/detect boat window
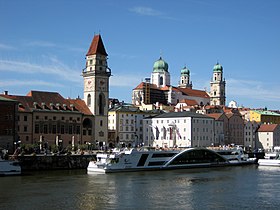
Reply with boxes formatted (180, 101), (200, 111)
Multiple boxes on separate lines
(169, 150), (227, 165)
(137, 154), (149, 166)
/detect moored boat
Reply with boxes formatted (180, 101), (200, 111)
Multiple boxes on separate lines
(0, 149), (21, 176)
(87, 147), (232, 173)
(210, 147), (257, 165)
(258, 153), (280, 166)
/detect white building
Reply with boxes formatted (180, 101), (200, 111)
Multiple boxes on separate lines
(143, 111), (216, 148)
(108, 104), (161, 147)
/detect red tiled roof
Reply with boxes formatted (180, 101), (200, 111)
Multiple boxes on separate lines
(176, 87), (210, 98)
(206, 113), (224, 120)
(0, 91), (92, 115)
(86, 34), (108, 56)
(178, 99), (198, 106)
(258, 124), (278, 132)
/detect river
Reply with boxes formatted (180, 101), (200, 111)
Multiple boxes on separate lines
(1, 165), (280, 210)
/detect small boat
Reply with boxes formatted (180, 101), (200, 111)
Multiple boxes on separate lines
(258, 153), (280, 166)
(87, 147), (232, 173)
(0, 158), (21, 176)
(0, 149), (21, 176)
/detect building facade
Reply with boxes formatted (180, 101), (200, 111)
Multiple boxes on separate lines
(143, 111), (217, 148)
(0, 96), (18, 152)
(1, 91), (95, 151)
(257, 124), (280, 151)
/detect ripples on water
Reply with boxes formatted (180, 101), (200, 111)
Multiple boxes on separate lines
(1, 166), (280, 210)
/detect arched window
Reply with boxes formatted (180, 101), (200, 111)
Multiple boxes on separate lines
(87, 94), (91, 107)
(99, 93), (105, 115)
(160, 76), (163, 85)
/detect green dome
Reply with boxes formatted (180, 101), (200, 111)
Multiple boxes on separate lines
(181, 66), (190, 75)
(213, 62), (223, 72)
(153, 57), (169, 73)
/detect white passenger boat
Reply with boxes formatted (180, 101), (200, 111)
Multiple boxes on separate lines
(87, 147), (231, 173)
(258, 153), (280, 166)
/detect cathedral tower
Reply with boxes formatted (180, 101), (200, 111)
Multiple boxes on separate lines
(178, 65), (192, 88)
(151, 57), (170, 88)
(209, 62), (226, 106)
(82, 34), (111, 143)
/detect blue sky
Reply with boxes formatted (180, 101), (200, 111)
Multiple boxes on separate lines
(1, 0), (280, 109)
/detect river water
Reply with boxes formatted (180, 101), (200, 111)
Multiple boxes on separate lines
(1, 165), (280, 210)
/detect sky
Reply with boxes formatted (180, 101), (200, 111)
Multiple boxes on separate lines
(0, 0), (280, 109)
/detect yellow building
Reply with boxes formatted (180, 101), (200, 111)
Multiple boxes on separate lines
(250, 110), (280, 124)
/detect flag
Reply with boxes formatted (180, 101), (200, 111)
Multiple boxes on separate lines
(163, 126), (166, 139)
(176, 127), (182, 139)
(169, 127), (173, 140)
(155, 126), (160, 140)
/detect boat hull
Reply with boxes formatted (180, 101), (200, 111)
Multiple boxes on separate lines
(258, 159), (280, 166)
(0, 160), (21, 176)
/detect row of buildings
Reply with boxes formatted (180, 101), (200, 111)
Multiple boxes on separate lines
(1, 34), (280, 153)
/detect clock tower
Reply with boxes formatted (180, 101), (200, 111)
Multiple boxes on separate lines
(82, 34), (111, 144)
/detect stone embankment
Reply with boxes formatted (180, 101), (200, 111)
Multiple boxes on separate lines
(16, 154), (96, 171)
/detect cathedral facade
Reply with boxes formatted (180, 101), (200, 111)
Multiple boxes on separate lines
(132, 57), (225, 108)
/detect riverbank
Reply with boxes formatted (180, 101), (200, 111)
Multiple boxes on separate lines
(16, 153), (96, 171)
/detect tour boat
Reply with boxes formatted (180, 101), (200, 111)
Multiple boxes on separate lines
(0, 159), (21, 176)
(258, 153), (280, 166)
(87, 147), (231, 173)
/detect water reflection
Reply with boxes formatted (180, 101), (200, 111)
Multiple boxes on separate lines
(1, 166), (280, 209)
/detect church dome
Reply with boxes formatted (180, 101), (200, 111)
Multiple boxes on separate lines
(153, 57), (169, 73)
(181, 66), (190, 75)
(213, 62), (223, 72)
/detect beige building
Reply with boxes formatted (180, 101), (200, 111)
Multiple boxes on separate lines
(257, 124), (280, 151)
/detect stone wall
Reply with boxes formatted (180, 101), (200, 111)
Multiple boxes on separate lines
(17, 154), (96, 171)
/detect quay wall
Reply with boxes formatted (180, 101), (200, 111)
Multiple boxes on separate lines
(16, 154), (96, 171)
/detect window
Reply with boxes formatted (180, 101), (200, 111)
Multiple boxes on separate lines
(45, 116), (48, 120)
(52, 125), (56, 134)
(53, 116), (56, 120)
(100, 120), (103, 126)
(87, 94), (91, 107)
(43, 125), (48, 134)
(35, 124), (39, 134)
(24, 116), (28, 121)
(24, 126), (27, 132)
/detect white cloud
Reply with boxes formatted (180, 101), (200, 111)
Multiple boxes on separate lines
(0, 43), (15, 50)
(0, 59), (81, 83)
(227, 78), (280, 102)
(129, 6), (162, 16)
(0, 79), (64, 88)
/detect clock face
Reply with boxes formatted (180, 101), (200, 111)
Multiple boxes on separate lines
(99, 79), (106, 91)
(85, 79), (93, 90)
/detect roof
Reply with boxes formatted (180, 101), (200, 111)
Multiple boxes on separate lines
(153, 111), (213, 119)
(206, 113), (224, 120)
(86, 34), (108, 56)
(251, 109), (280, 116)
(175, 87), (210, 98)
(258, 124), (279, 132)
(0, 90), (92, 115)
(178, 99), (198, 106)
